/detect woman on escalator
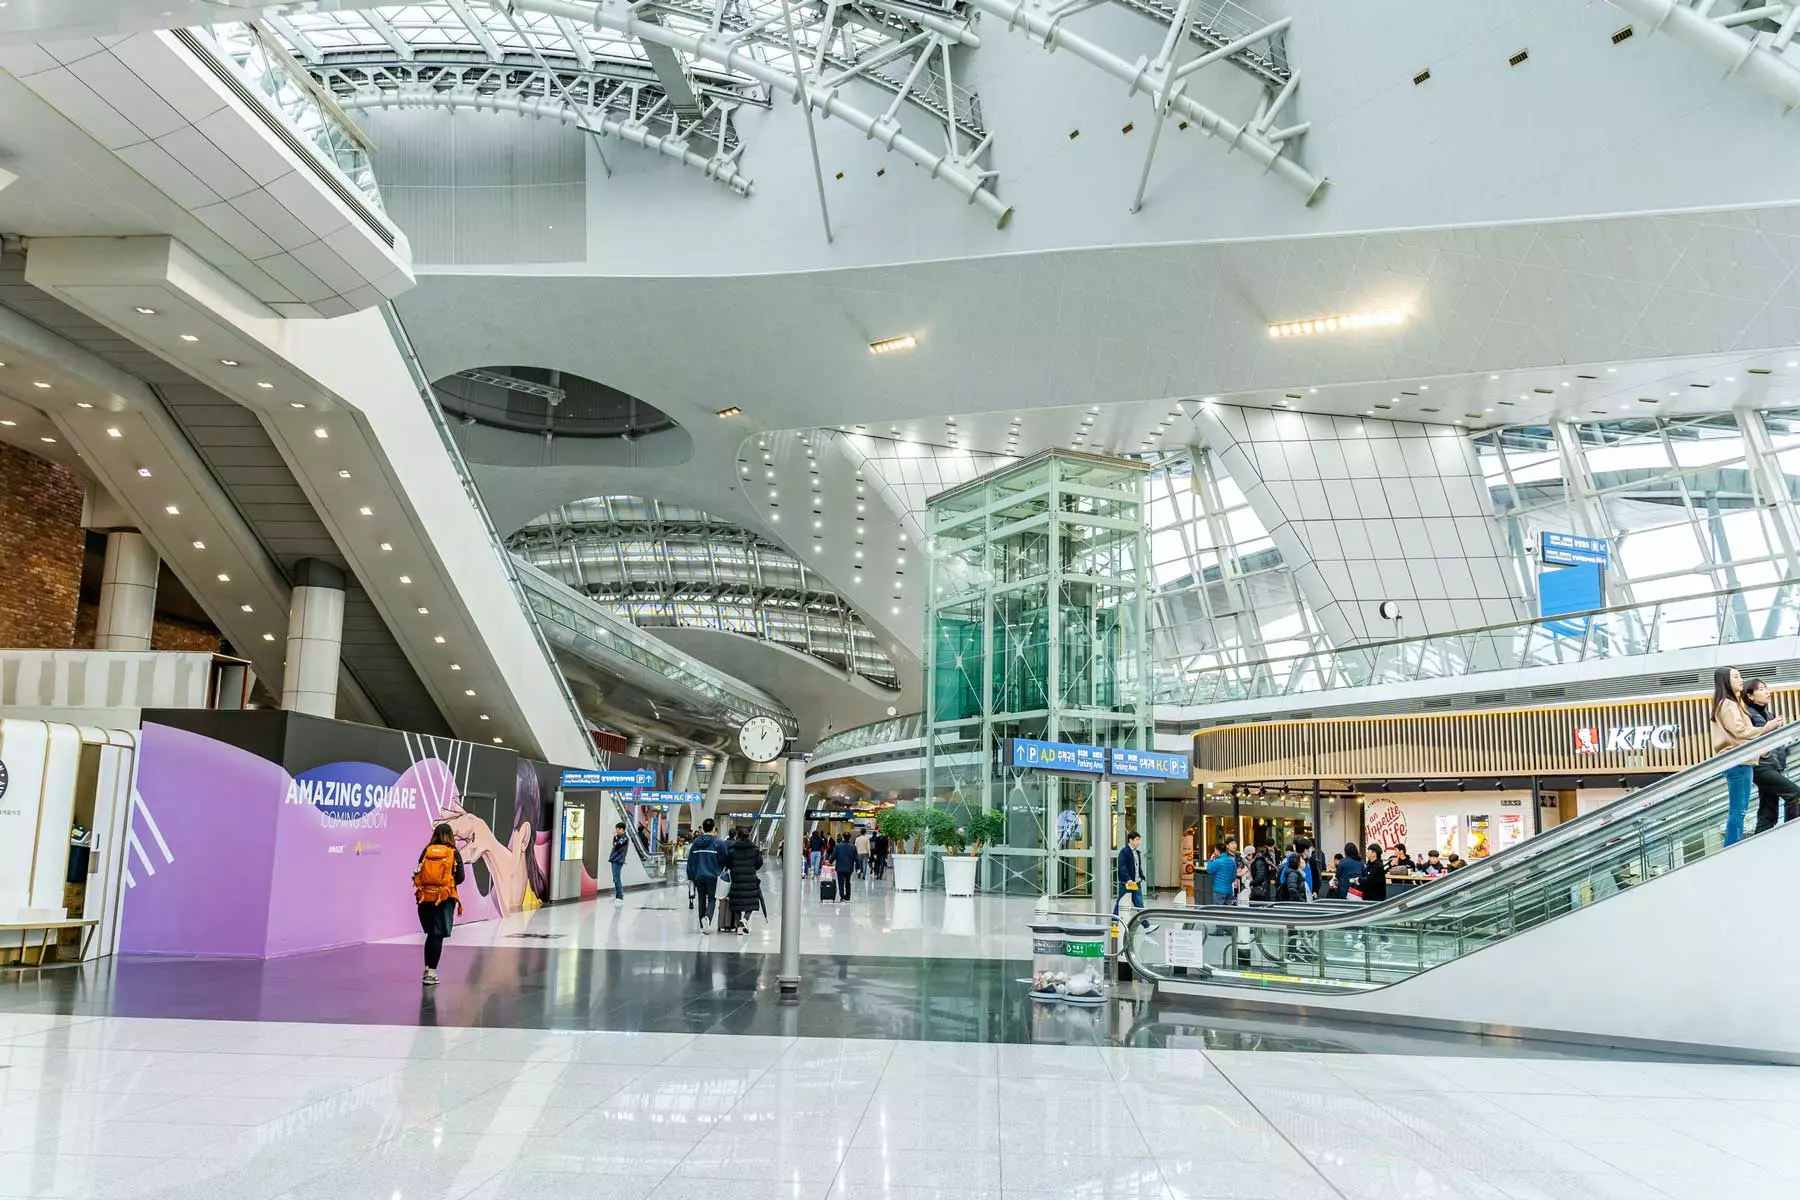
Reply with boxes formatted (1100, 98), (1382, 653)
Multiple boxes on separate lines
(1712, 666), (1786, 846)
(1744, 679), (1800, 835)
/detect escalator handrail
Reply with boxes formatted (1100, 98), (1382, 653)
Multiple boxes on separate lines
(1130, 719), (1800, 935)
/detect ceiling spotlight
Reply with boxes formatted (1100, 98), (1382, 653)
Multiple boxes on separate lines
(0, 420), (12, 427)
(399, 575), (412, 584)
(379, 542), (392, 552)
(450, 663), (461, 671)
(492, 737), (503, 744)
(433, 635), (445, 644)
(417, 606), (429, 615)
(192, 540), (205, 550)
(179, 334), (199, 343)
(359, 506), (372, 516)
(164, 504), (179, 515)
(338, 470), (351, 479)
(105, 427), (121, 438)
(290, 402), (306, 409)
(263, 632), (275, 641)
(38, 435), (56, 444)
(31, 381), (50, 389)
(256, 381), (274, 390)
(868, 335), (919, 355)
(313, 428), (328, 439)
(216, 573), (230, 582)
(134, 307), (157, 315)
(464, 688), (476, 697)
(75, 401), (93, 409)
(240, 604), (253, 612)
(715, 405), (742, 417)
(137, 467), (152, 477)
(218, 358), (239, 367)
(1268, 309), (1405, 338)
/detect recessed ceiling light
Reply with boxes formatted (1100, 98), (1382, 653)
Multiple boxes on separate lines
(105, 427), (121, 438)
(290, 402), (306, 409)
(379, 542), (392, 552)
(417, 606), (429, 615)
(263, 632), (275, 641)
(338, 470), (350, 479)
(192, 540), (205, 550)
(137, 467), (152, 477)
(464, 689), (476, 697)
(75, 402), (93, 409)
(433, 635), (445, 644)
(1606, 367), (1617, 374)
(32, 381), (50, 389)
(179, 334), (199, 343)
(715, 406), (742, 417)
(492, 737), (503, 744)
(256, 381), (274, 390)
(869, 334), (918, 355)
(39, 435), (56, 443)
(450, 663), (461, 671)
(240, 604), (253, 612)
(164, 504), (179, 515)
(313, 428), (328, 438)
(399, 575), (412, 584)
(479, 714), (488, 720)
(216, 573), (230, 582)
(134, 306), (157, 315)
(219, 359), (239, 367)
(1267, 309), (1405, 338)
(359, 506), (372, 516)
(1489, 374), (1499, 381)
(0, 420), (13, 427)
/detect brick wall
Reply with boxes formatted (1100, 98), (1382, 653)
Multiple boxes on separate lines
(74, 601), (223, 653)
(0, 442), (85, 647)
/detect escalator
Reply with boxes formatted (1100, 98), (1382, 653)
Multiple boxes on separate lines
(1122, 724), (1800, 1042)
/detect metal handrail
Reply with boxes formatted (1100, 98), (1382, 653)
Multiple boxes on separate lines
(1126, 718), (1800, 939)
(380, 304), (598, 759)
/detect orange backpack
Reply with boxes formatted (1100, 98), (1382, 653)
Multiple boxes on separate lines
(414, 843), (462, 910)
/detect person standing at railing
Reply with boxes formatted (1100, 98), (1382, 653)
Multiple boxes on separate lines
(1744, 679), (1800, 835)
(1712, 666), (1787, 846)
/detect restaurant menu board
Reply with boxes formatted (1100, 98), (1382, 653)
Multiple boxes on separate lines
(1497, 812), (1525, 849)
(1436, 814), (1459, 856)
(1466, 814), (1491, 859)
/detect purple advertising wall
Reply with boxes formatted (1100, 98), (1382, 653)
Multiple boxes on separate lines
(124, 715), (545, 957)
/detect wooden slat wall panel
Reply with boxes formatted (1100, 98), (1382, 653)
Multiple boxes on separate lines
(1191, 691), (1744, 783)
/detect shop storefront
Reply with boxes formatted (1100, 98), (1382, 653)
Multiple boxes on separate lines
(1188, 690), (1727, 862)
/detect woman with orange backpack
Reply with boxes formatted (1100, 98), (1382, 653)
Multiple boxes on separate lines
(414, 822), (465, 986)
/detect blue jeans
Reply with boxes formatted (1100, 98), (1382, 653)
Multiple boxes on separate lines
(1114, 881), (1144, 914)
(1725, 763), (1754, 846)
(610, 861), (624, 899)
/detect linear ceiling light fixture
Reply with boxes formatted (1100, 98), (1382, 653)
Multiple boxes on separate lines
(868, 335), (918, 355)
(715, 406), (742, 417)
(1268, 310), (1406, 339)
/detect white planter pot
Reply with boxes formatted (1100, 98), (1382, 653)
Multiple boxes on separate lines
(943, 854), (979, 897)
(892, 853), (926, 893)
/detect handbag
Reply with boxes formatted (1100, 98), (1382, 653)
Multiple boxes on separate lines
(1347, 884), (1364, 901)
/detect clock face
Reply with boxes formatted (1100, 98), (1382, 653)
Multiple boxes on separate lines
(738, 716), (786, 763)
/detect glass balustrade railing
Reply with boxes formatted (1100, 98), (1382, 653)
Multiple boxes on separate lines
(1123, 722), (1800, 994)
(515, 560), (797, 735)
(1156, 579), (1800, 707)
(198, 23), (386, 214)
(811, 713), (928, 759)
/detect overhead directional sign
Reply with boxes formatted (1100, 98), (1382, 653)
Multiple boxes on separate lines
(635, 791), (702, 806)
(1541, 531), (1608, 568)
(561, 768), (657, 790)
(1007, 738), (1106, 773)
(1109, 748), (1191, 780)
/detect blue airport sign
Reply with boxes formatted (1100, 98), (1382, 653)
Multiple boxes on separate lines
(1007, 738), (1106, 773)
(1541, 531), (1608, 568)
(636, 791), (703, 806)
(1109, 748), (1191, 780)
(560, 768), (657, 790)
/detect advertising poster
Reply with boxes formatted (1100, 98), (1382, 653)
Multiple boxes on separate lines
(1435, 814), (1458, 856)
(1466, 814), (1492, 859)
(1497, 812), (1525, 849)
(1364, 798), (1409, 851)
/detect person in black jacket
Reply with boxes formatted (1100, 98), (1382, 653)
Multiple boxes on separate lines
(1247, 841), (1277, 902)
(1359, 843), (1387, 902)
(685, 819), (727, 934)
(608, 823), (629, 901)
(1746, 679), (1800, 834)
(832, 832), (859, 902)
(721, 829), (763, 936)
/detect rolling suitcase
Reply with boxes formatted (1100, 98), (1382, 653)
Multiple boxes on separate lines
(716, 895), (733, 929)
(820, 877), (837, 901)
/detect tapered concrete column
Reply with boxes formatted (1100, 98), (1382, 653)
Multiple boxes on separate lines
(702, 754), (730, 820)
(671, 751), (696, 792)
(625, 735), (645, 756)
(280, 559), (345, 718)
(95, 531), (158, 650)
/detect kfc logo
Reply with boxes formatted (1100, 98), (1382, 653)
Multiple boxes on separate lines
(1574, 724), (1678, 755)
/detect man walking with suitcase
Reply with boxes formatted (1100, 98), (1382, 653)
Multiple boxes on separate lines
(685, 819), (727, 935)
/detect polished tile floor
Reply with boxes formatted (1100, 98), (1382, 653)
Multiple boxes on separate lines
(3, 1013), (1799, 1200)
(380, 878), (1045, 961)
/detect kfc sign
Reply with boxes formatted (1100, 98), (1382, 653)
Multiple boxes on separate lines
(1574, 724), (1678, 754)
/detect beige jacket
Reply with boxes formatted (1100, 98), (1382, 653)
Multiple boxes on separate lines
(1712, 698), (1756, 753)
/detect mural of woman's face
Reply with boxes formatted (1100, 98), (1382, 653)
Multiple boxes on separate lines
(442, 805), (530, 917)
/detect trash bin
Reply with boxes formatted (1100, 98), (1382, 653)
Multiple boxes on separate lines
(1027, 920), (1108, 1005)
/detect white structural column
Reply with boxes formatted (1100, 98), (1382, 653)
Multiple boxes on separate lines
(625, 735), (645, 756)
(94, 531), (159, 651)
(777, 753), (805, 1000)
(672, 750), (698, 825)
(1194, 405), (1526, 644)
(702, 754), (730, 820)
(280, 559), (346, 718)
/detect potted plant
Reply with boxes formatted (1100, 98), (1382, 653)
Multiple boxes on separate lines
(876, 806), (928, 892)
(934, 807), (1006, 897)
